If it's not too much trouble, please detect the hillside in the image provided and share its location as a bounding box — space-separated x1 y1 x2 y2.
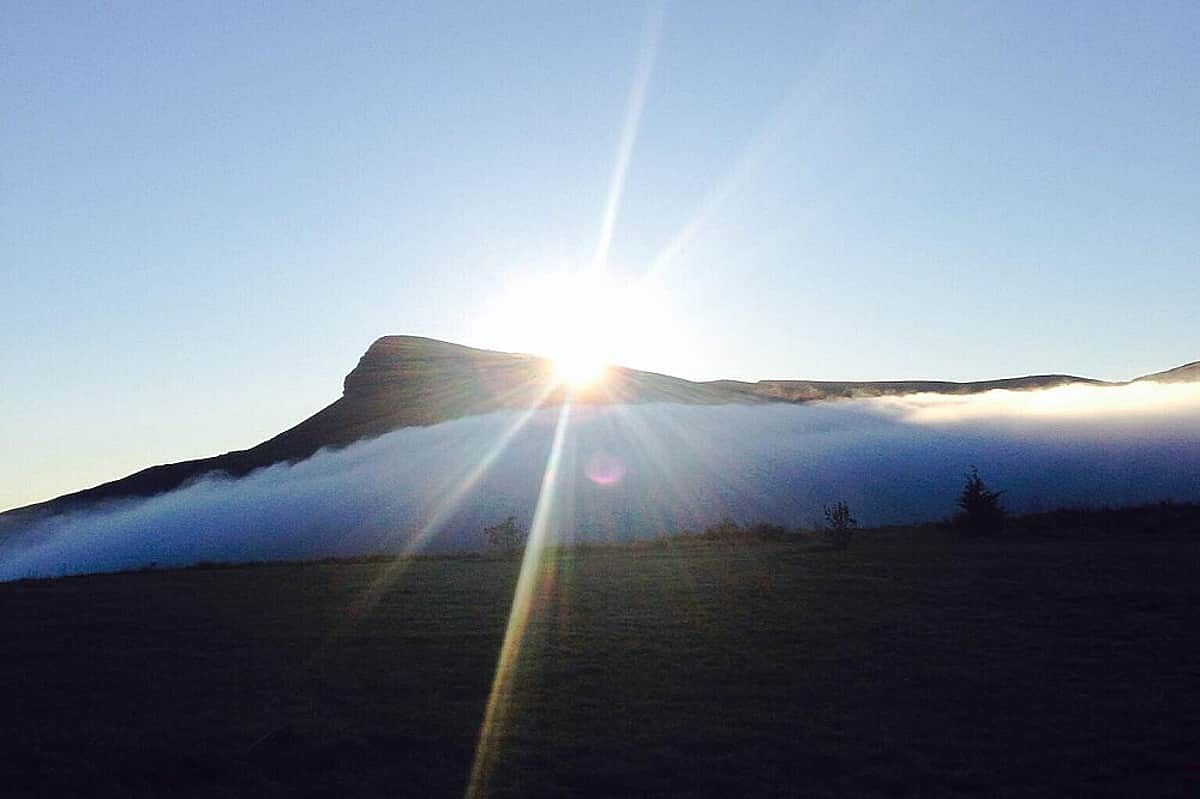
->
713 373 1107 402
1135 360 1200 384
3 335 1191 524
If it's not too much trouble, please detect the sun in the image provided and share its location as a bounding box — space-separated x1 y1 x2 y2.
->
479 267 676 391
551 345 608 389
540 285 613 389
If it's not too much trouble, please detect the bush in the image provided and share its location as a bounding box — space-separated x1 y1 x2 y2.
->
957 467 1006 534
483 516 526 552
745 521 789 541
701 518 742 540
823 500 857 550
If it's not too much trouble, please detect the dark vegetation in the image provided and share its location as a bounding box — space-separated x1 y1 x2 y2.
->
822 500 858 550
956 467 1006 535
669 518 791 544
483 515 526 552
1 503 1198 797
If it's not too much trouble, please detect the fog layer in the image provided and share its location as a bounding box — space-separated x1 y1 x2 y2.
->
2 381 1198 580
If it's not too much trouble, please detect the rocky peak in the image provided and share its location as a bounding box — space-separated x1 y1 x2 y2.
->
342 336 537 398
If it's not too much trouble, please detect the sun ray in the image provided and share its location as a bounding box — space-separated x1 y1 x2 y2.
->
646 5 892 279
466 401 572 799
344 381 559 620
299 377 562 675
593 0 665 269
403 389 555 554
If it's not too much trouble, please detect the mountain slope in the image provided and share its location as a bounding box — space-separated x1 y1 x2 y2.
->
1134 360 1200 384
2 337 759 523
2 336 1192 524
711 374 1108 402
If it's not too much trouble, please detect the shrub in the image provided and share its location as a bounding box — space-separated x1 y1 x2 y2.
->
823 500 857 550
957 467 1006 534
483 516 526 551
745 521 789 541
701 518 742 540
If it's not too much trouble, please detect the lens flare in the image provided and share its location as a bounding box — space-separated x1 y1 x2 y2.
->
585 451 626 486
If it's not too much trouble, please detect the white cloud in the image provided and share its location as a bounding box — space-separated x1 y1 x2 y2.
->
2 381 1198 580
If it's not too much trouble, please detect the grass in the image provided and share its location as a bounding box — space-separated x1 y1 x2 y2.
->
0 528 1197 797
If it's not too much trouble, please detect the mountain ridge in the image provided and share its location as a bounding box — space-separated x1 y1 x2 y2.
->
3 335 1193 524
1133 360 1200 384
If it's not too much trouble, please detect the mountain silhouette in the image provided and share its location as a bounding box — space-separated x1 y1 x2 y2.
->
2 336 1192 523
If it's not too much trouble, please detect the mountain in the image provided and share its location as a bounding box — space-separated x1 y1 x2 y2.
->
1 337 757 525
1134 360 1200 384
710 374 1108 402
2 336 1192 524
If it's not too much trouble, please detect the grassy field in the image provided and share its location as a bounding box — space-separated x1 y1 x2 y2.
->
1 531 1196 797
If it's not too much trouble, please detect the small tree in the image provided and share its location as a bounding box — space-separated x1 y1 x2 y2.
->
957 466 1005 534
823 500 857 550
702 518 742 540
483 516 525 552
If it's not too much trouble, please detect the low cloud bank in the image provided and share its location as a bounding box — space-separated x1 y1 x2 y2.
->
2 381 1198 580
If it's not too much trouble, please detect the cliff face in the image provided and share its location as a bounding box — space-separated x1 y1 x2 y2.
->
336 336 558 425
343 336 544 399
340 335 755 410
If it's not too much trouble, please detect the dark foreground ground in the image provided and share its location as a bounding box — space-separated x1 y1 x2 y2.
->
1 532 1197 797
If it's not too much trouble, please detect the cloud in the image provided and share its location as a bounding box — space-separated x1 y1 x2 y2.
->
878 380 1200 426
2 381 1198 580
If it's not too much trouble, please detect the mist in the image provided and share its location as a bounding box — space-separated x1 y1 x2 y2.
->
2 381 1198 581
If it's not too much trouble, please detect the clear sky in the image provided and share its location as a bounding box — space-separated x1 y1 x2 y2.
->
3 1 1198 511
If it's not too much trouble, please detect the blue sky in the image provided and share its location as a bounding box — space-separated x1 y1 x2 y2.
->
3 1 1198 511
